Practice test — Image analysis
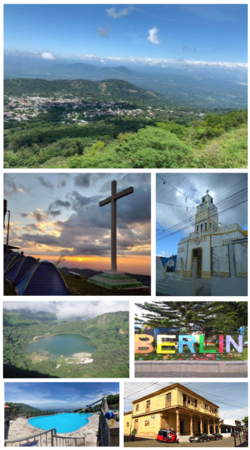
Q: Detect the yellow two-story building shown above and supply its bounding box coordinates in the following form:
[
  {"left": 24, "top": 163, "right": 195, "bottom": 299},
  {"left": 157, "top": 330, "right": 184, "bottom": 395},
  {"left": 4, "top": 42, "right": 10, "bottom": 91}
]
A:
[{"left": 124, "top": 383, "right": 220, "bottom": 439}]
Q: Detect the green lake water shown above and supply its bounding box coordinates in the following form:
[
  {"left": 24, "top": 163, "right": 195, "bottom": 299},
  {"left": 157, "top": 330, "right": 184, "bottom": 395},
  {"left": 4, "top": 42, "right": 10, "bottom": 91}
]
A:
[{"left": 25, "top": 334, "right": 96, "bottom": 360}]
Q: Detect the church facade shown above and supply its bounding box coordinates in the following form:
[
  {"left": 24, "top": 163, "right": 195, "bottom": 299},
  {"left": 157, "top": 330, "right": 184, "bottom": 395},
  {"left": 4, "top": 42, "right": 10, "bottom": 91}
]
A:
[{"left": 175, "top": 192, "right": 247, "bottom": 280}]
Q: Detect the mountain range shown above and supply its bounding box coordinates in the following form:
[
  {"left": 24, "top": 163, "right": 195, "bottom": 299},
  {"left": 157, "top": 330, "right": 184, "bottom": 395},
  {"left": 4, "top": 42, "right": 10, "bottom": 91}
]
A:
[{"left": 4, "top": 56, "right": 248, "bottom": 109}]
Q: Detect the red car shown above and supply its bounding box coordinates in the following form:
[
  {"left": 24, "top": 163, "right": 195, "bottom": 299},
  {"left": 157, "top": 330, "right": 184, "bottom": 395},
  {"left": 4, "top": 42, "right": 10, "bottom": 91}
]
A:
[{"left": 156, "top": 429, "right": 179, "bottom": 443}]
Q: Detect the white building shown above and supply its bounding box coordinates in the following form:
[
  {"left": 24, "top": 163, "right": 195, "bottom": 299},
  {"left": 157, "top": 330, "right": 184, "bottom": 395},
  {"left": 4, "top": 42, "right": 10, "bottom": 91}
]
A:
[{"left": 176, "top": 192, "right": 247, "bottom": 280}]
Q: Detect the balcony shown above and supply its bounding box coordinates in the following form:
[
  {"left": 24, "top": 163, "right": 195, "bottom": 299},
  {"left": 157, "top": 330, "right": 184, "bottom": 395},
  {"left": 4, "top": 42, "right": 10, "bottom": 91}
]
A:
[{"left": 179, "top": 223, "right": 243, "bottom": 243}]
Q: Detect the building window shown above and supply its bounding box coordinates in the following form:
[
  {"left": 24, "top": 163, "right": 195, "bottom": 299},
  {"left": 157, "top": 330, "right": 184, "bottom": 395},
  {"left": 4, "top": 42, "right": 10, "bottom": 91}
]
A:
[
  {"left": 196, "top": 225, "right": 199, "bottom": 232},
  {"left": 136, "top": 404, "right": 139, "bottom": 411},
  {"left": 146, "top": 400, "right": 150, "bottom": 411},
  {"left": 166, "top": 393, "right": 171, "bottom": 407},
  {"left": 210, "top": 222, "right": 212, "bottom": 229},
  {"left": 211, "top": 198, "right": 213, "bottom": 204},
  {"left": 204, "top": 222, "right": 207, "bottom": 230},
  {"left": 145, "top": 420, "right": 150, "bottom": 426},
  {"left": 202, "top": 197, "right": 205, "bottom": 202},
  {"left": 213, "top": 224, "right": 215, "bottom": 230},
  {"left": 201, "top": 224, "right": 203, "bottom": 231},
  {"left": 126, "top": 422, "right": 130, "bottom": 427},
  {"left": 215, "top": 226, "right": 217, "bottom": 231}
]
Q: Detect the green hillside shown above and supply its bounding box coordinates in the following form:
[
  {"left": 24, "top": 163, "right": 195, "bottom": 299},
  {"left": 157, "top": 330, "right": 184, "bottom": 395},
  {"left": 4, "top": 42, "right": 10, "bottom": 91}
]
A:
[
  {"left": 5, "top": 402, "right": 41, "bottom": 413},
  {"left": 35, "top": 110, "right": 246, "bottom": 169},
  {"left": 4, "top": 78, "right": 164, "bottom": 104},
  {"left": 4, "top": 310, "right": 129, "bottom": 378}
]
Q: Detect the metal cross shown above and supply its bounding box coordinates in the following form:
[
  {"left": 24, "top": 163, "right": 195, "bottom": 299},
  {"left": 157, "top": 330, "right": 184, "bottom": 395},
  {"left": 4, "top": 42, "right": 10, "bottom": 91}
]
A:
[{"left": 99, "top": 180, "right": 134, "bottom": 273}]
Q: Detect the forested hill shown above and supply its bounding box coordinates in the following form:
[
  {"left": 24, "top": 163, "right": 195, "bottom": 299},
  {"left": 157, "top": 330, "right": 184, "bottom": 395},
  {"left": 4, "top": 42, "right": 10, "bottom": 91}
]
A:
[
  {"left": 5, "top": 402, "right": 41, "bottom": 412},
  {"left": 4, "top": 78, "right": 164, "bottom": 104},
  {"left": 4, "top": 310, "right": 129, "bottom": 378}
]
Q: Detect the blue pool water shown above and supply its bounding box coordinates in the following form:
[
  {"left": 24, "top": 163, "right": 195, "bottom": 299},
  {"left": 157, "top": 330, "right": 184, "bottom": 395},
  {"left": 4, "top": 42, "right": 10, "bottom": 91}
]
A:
[{"left": 28, "top": 413, "right": 93, "bottom": 433}]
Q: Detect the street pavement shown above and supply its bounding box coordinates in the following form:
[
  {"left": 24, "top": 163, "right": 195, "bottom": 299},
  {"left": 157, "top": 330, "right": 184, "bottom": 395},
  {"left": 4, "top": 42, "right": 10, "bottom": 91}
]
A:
[{"left": 124, "top": 436, "right": 238, "bottom": 447}]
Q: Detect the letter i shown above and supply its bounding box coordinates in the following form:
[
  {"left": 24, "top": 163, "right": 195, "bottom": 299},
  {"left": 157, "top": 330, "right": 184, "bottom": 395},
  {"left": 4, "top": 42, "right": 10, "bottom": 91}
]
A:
[{"left": 219, "top": 335, "right": 224, "bottom": 353}]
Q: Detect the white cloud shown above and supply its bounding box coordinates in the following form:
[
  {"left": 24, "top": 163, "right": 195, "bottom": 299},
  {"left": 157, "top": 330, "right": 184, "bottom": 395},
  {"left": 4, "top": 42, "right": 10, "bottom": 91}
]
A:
[
  {"left": 3, "top": 300, "right": 129, "bottom": 320},
  {"left": 40, "top": 51, "right": 56, "bottom": 60},
  {"left": 106, "top": 7, "right": 133, "bottom": 19},
  {"left": 108, "top": 56, "right": 121, "bottom": 61},
  {"left": 147, "top": 27, "right": 161, "bottom": 45},
  {"left": 81, "top": 54, "right": 98, "bottom": 59}
]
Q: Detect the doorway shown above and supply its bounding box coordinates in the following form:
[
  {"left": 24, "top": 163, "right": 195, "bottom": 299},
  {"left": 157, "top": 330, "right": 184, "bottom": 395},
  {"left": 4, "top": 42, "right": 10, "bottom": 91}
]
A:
[
  {"left": 192, "top": 248, "right": 202, "bottom": 278},
  {"left": 180, "top": 421, "right": 184, "bottom": 435}
]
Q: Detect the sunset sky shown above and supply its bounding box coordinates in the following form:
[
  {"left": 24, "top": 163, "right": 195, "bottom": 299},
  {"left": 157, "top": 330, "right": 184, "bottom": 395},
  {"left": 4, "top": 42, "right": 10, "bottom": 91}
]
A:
[{"left": 4, "top": 173, "right": 151, "bottom": 275}]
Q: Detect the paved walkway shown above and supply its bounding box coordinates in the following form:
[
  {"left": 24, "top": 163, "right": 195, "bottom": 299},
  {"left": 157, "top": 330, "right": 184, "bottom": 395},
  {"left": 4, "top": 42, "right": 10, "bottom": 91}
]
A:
[{"left": 5, "top": 414, "right": 99, "bottom": 447}]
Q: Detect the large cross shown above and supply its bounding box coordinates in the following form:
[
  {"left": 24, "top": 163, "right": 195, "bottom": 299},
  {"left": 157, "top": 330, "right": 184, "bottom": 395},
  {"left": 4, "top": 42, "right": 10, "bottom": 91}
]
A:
[{"left": 99, "top": 180, "right": 134, "bottom": 273}]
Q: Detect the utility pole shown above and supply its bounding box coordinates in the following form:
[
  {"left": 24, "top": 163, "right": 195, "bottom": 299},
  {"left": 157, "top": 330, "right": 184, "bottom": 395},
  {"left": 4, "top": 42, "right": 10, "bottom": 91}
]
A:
[{"left": 6, "top": 210, "right": 10, "bottom": 254}]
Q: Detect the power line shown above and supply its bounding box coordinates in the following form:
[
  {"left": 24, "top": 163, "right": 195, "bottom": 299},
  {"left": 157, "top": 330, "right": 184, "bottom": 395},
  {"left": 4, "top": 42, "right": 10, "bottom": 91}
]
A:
[
  {"left": 157, "top": 198, "right": 248, "bottom": 242},
  {"left": 214, "top": 177, "right": 248, "bottom": 199},
  {"left": 124, "top": 383, "right": 159, "bottom": 400},
  {"left": 156, "top": 201, "right": 196, "bottom": 209},
  {"left": 156, "top": 189, "right": 247, "bottom": 238},
  {"left": 157, "top": 188, "right": 247, "bottom": 237},
  {"left": 157, "top": 174, "right": 197, "bottom": 204}
]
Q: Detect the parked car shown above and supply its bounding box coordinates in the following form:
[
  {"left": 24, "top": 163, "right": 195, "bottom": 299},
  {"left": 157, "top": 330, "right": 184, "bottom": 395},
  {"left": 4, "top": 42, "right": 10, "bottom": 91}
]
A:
[
  {"left": 210, "top": 433, "right": 223, "bottom": 440},
  {"left": 189, "top": 433, "right": 211, "bottom": 443}
]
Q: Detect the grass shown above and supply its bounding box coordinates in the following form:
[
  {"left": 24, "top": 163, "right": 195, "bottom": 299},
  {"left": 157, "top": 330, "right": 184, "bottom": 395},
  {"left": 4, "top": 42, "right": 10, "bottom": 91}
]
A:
[{"left": 199, "top": 125, "right": 248, "bottom": 168}]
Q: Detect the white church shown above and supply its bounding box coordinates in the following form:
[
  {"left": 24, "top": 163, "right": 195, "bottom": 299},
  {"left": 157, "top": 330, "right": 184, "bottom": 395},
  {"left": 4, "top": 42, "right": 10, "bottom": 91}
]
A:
[{"left": 175, "top": 191, "right": 247, "bottom": 280}]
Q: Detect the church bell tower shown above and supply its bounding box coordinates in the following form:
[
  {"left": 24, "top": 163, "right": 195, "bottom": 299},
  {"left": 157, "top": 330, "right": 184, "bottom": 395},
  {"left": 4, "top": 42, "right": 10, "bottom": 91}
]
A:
[{"left": 195, "top": 190, "right": 218, "bottom": 233}]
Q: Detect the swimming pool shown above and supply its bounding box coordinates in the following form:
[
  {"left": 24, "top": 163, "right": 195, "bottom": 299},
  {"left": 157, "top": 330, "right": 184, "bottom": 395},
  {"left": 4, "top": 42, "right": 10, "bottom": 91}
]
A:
[{"left": 28, "top": 413, "right": 93, "bottom": 433}]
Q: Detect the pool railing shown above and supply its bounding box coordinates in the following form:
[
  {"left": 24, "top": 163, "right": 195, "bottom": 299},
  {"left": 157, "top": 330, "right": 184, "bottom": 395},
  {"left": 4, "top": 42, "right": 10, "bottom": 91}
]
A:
[
  {"left": 5, "top": 428, "right": 56, "bottom": 447},
  {"left": 5, "top": 428, "right": 86, "bottom": 447}
]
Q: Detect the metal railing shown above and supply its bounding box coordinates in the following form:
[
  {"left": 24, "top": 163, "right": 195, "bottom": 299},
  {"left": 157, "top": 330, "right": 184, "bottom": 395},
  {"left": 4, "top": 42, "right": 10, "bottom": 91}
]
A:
[
  {"left": 234, "top": 432, "right": 248, "bottom": 447},
  {"left": 5, "top": 429, "right": 86, "bottom": 447},
  {"left": 53, "top": 435, "right": 85, "bottom": 447},
  {"left": 5, "top": 428, "right": 56, "bottom": 447}
]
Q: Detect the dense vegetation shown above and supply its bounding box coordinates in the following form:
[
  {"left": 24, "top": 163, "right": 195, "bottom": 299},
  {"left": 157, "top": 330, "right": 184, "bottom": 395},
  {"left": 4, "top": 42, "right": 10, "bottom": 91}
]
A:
[
  {"left": 5, "top": 402, "right": 41, "bottom": 413},
  {"left": 4, "top": 109, "right": 247, "bottom": 169},
  {"left": 4, "top": 310, "right": 129, "bottom": 378}
]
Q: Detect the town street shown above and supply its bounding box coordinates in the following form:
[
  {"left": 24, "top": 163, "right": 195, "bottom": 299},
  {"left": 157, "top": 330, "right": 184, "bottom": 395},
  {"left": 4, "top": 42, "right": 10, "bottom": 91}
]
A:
[{"left": 124, "top": 436, "right": 241, "bottom": 447}]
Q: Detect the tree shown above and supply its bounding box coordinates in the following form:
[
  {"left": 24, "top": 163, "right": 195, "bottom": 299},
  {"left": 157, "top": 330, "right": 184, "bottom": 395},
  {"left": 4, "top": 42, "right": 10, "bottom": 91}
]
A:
[
  {"left": 135, "top": 301, "right": 225, "bottom": 335},
  {"left": 242, "top": 416, "right": 248, "bottom": 427}
]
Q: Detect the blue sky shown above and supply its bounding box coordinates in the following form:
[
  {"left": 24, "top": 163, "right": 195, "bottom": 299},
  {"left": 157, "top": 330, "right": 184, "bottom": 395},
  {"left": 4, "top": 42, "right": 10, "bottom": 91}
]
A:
[
  {"left": 156, "top": 173, "right": 248, "bottom": 257},
  {"left": 4, "top": 5, "right": 247, "bottom": 67},
  {"left": 124, "top": 382, "right": 248, "bottom": 420},
  {"left": 5, "top": 382, "right": 119, "bottom": 411}
]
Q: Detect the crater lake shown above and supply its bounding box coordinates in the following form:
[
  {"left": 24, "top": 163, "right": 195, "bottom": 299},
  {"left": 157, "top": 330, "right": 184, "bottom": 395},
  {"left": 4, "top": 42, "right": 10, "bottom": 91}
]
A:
[{"left": 25, "top": 334, "right": 97, "bottom": 360}]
